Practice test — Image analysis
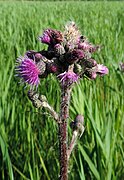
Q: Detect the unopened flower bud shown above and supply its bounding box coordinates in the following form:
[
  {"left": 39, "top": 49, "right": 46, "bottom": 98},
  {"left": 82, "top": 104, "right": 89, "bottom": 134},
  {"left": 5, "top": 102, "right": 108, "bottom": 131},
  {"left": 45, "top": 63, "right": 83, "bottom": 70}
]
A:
[
  {"left": 39, "top": 29, "right": 63, "bottom": 45},
  {"left": 36, "top": 60, "right": 46, "bottom": 76},
  {"left": 54, "top": 44, "right": 65, "bottom": 57},
  {"left": 74, "top": 63, "right": 82, "bottom": 74},
  {"left": 59, "top": 54, "right": 65, "bottom": 63},
  {"left": 83, "top": 59, "right": 97, "bottom": 68},
  {"left": 75, "top": 114, "right": 84, "bottom": 126},
  {"left": 85, "top": 70, "right": 97, "bottom": 79},
  {"left": 50, "top": 29, "right": 63, "bottom": 44},
  {"left": 47, "top": 61, "right": 59, "bottom": 73},
  {"left": 39, "top": 95, "right": 47, "bottom": 102},
  {"left": 70, "top": 115, "right": 85, "bottom": 137},
  {"left": 35, "top": 53, "right": 43, "bottom": 61},
  {"left": 65, "top": 49, "right": 84, "bottom": 64},
  {"left": 28, "top": 91, "right": 47, "bottom": 108}
]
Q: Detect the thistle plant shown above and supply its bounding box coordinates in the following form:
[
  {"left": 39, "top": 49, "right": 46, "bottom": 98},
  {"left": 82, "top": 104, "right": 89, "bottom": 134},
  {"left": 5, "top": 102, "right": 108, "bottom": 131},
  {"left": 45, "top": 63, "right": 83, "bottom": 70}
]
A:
[{"left": 15, "top": 21, "right": 108, "bottom": 180}]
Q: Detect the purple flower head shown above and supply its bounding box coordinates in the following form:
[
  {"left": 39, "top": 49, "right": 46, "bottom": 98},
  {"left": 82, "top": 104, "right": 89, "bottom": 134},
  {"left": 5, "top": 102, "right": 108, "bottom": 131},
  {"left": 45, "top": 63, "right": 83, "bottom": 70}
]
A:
[
  {"left": 16, "top": 56, "right": 41, "bottom": 87},
  {"left": 65, "top": 49, "right": 84, "bottom": 64},
  {"left": 96, "top": 64, "right": 109, "bottom": 76},
  {"left": 39, "top": 29, "right": 51, "bottom": 44},
  {"left": 39, "top": 29, "right": 63, "bottom": 45},
  {"left": 85, "top": 64, "right": 108, "bottom": 80},
  {"left": 58, "top": 71, "right": 79, "bottom": 85}
]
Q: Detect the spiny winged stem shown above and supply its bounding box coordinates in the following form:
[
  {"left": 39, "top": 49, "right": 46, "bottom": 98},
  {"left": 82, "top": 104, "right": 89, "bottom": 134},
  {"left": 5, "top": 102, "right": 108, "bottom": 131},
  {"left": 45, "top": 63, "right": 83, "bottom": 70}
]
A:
[
  {"left": 59, "top": 64, "right": 76, "bottom": 180},
  {"left": 59, "top": 85, "right": 72, "bottom": 180}
]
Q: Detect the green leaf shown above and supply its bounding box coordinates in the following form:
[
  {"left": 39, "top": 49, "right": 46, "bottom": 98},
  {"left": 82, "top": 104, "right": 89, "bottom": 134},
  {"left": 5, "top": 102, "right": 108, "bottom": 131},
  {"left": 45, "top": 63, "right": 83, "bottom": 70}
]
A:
[{"left": 79, "top": 144, "right": 100, "bottom": 180}]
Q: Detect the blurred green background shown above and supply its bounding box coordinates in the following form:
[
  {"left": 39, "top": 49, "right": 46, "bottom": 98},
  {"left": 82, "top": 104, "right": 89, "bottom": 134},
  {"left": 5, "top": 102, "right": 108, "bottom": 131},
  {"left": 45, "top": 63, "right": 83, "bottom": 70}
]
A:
[{"left": 0, "top": 1, "right": 124, "bottom": 180}]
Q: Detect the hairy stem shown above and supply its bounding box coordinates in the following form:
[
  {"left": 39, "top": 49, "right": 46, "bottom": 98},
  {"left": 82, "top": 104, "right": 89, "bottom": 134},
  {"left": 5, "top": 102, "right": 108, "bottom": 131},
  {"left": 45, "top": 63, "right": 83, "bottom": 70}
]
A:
[{"left": 59, "top": 86, "right": 72, "bottom": 180}]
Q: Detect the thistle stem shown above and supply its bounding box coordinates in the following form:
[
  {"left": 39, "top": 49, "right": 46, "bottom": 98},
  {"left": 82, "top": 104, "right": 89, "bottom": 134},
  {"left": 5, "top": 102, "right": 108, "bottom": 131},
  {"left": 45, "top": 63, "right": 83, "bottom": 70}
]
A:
[{"left": 59, "top": 86, "right": 72, "bottom": 180}]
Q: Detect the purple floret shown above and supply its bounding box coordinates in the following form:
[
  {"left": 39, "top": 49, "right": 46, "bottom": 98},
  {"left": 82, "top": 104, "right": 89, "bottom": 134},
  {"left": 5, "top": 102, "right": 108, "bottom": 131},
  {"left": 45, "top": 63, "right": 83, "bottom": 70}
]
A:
[
  {"left": 58, "top": 71, "right": 79, "bottom": 85},
  {"left": 96, "top": 64, "right": 109, "bottom": 76},
  {"left": 39, "top": 29, "right": 51, "bottom": 44},
  {"left": 16, "top": 57, "right": 40, "bottom": 86}
]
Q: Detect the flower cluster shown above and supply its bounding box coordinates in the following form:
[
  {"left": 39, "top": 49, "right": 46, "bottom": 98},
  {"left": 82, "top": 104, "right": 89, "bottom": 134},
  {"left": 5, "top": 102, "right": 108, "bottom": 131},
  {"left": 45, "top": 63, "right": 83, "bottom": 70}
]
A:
[{"left": 16, "top": 21, "right": 108, "bottom": 87}]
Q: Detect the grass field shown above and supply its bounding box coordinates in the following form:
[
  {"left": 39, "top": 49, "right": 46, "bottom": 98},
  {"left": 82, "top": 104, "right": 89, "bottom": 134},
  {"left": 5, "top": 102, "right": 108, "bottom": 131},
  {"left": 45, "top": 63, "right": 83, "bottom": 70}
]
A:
[{"left": 0, "top": 1, "right": 124, "bottom": 180}]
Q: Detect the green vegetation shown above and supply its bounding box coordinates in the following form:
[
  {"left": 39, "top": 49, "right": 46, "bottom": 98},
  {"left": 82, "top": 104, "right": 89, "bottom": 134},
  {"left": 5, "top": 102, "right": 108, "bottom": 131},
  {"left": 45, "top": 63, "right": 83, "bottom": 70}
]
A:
[{"left": 0, "top": 1, "right": 124, "bottom": 180}]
